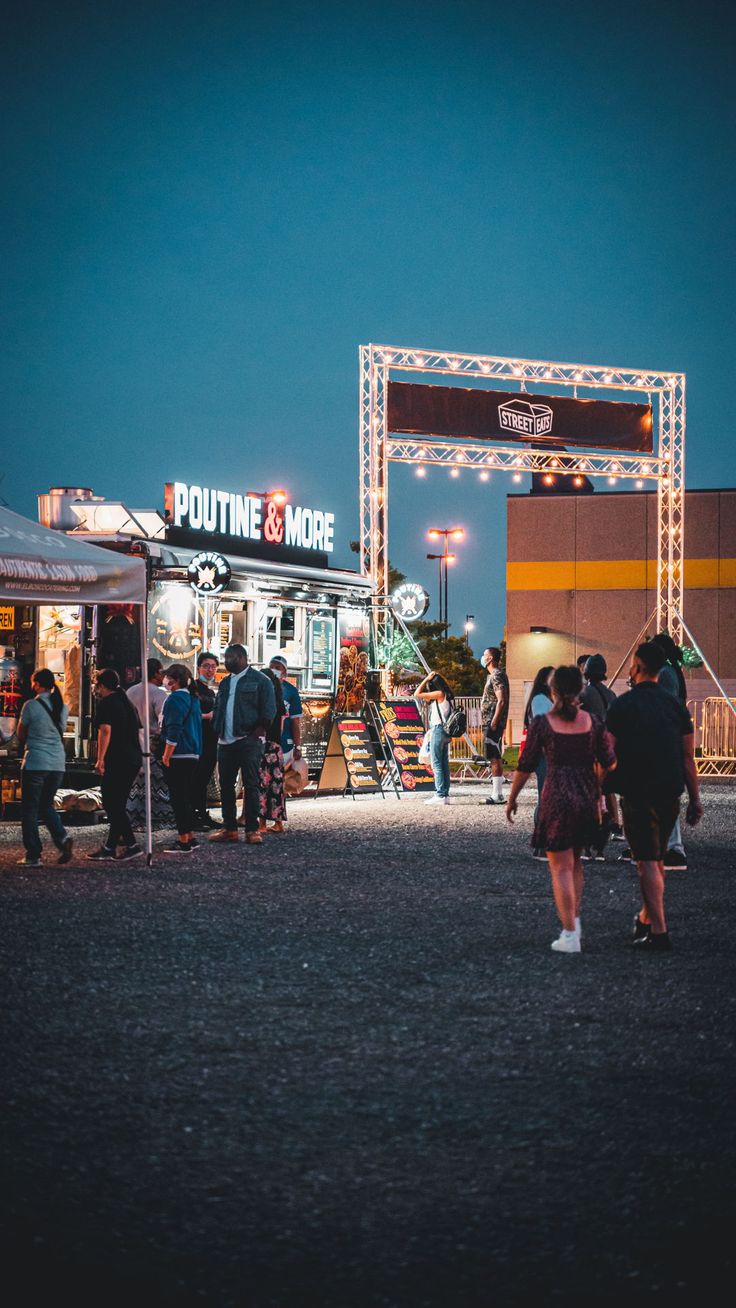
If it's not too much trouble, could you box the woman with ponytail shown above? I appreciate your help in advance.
[506,665,615,954]
[16,667,73,867]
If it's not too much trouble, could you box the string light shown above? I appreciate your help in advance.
[415,466,426,478]
[450,468,460,478]
[479,471,489,482]
[512,473,522,483]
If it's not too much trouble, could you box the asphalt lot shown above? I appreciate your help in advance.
[1,780,735,1307]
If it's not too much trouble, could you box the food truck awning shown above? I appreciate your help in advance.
[67,533,374,601]
[154,543,374,599]
[0,504,147,605]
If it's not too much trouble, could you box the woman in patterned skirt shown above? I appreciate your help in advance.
[257,667,287,834]
[506,665,615,954]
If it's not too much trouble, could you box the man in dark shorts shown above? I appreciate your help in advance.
[606,641,703,951]
[480,646,509,805]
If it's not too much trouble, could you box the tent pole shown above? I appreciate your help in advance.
[138,603,153,865]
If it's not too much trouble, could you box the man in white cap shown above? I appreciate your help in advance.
[268,654,303,775]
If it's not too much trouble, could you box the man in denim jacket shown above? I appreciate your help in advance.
[209,644,276,846]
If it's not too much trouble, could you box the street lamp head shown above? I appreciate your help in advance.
[451,528,464,539]
[427,529,441,540]
[268,489,288,506]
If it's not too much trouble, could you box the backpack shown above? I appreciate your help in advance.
[443,703,467,738]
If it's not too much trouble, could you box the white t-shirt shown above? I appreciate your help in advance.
[429,696,451,727]
[127,682,168,735]
[221,667,248,744]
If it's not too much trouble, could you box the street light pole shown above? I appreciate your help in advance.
[427,527,464,638]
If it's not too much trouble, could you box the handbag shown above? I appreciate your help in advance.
[418,729,432,764]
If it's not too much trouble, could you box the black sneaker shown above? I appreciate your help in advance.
[664,850,687,871]
[118,844,143,861]
[484,796,504,805]
[164,840,195,854]
[618,847,633,862]
[632,930,672,951]
[633,914,651,941]
[57,837,74,865]
[532,848,548,861]
[610,822,624,840]
[88,846,115,861]
[581,848,593,861]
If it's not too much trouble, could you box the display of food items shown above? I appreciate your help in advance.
[335,643,370,714]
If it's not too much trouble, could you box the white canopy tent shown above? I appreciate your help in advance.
[0,504,154,862]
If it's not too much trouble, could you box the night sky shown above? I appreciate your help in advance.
[2,0,734,650]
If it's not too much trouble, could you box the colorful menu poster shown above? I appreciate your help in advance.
[308,617,335,690]
[316,715,382,795]
[335,611,370,714]
[377,699,435,792]
[300,696,334,778]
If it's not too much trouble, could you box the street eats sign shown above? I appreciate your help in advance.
[164,482,336,567]
[388,382,653,452]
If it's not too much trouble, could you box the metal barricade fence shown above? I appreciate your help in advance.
[448,697,494,778]
[696,697,736,776]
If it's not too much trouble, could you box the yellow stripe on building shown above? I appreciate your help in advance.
[507,558,734,591]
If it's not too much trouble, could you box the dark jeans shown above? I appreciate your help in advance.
[101,762,140,849]
[166,757,199,836]
[218,736,264,833]
[193,734,217,818]
[21,769,68,860]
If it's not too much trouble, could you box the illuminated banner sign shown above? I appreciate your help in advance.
[164,482,336,568]
[387,381,653,453]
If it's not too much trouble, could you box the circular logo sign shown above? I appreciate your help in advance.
[391,582,430,622]
[187,551,232,595]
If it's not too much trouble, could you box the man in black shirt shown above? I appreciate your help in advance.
[606,641,703,950]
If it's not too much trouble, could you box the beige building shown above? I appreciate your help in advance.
[505,488,736,741]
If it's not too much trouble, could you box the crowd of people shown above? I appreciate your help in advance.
[15,645,305,865]
[14,632,704,955]
[507,640,702,953]
[416,635,703,954]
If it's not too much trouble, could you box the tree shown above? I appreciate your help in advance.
[413,622,485,695]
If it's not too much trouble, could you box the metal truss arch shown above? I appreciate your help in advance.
[360,343,684,644]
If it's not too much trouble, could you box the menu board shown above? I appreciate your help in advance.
[316,715,382,795]
[300,696,334,779]
[377,699,435,792]
[308,617,335,690]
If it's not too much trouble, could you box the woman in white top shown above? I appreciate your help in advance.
[415,670,454,805]
[16,667,73,867]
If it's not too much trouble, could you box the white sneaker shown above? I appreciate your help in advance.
[574,916,582,940]
[424,794,450,805]
[551,929,581,953]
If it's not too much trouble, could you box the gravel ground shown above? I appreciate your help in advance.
[1,781,735,1307]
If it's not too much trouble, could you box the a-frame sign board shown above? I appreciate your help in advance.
[315,715,383,797]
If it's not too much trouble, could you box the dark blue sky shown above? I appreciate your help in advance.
[2,0,734,649]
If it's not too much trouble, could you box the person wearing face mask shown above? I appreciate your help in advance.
[268,655,303,769]
[192,651,221,831]
[209,644,276,846]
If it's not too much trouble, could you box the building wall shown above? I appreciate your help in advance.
[505,489,736,741]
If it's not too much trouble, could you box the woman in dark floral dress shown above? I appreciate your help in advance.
[506,665,615,954]
[258,667,287,834]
